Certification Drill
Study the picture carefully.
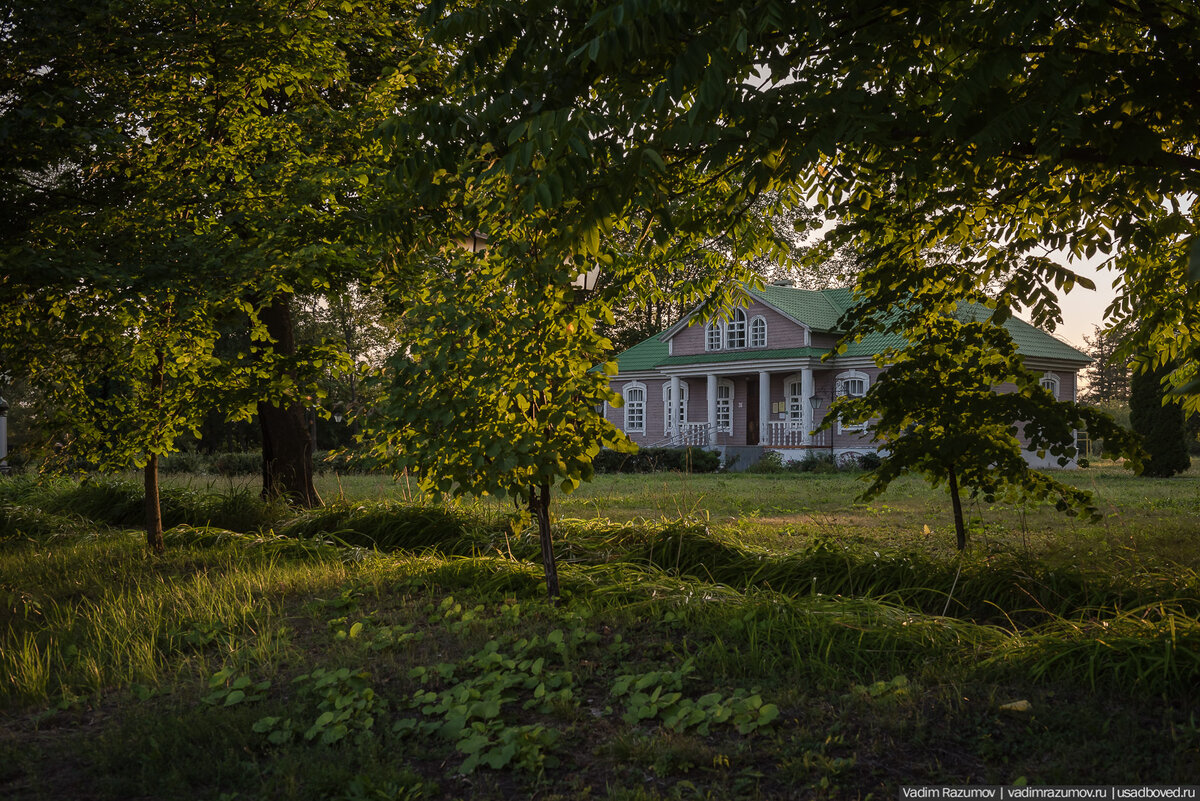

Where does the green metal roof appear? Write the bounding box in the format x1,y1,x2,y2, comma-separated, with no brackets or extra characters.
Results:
614,333,669,372
746,284,848,330
660,346,828,366
958,304,1091,363
840,330,910,358
611,286,1090,372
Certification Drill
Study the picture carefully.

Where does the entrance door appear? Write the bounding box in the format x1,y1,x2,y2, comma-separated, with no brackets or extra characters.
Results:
746,378,759,445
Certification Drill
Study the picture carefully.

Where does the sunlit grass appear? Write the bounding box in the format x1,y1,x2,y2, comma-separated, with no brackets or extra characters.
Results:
3,468,1199,797
1,529,350,704
152,462,1200,570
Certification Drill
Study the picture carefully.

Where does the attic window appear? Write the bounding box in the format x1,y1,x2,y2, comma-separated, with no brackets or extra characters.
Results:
705,322,723,351
749,316,766,348
726,309,747,348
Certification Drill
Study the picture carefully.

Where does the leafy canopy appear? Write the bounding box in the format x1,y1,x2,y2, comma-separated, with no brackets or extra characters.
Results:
370,154,632,502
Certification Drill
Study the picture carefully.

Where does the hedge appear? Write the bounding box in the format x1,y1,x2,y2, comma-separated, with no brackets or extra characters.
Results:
592,447,721,474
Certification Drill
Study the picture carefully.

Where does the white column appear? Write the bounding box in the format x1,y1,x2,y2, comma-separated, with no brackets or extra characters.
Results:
758,371,770,446
670,375,682,436
801,368,814,447
706,373,718,446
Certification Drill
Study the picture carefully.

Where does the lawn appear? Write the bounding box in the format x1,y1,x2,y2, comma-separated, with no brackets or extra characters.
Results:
1,467,1198,800
176,463,1200,565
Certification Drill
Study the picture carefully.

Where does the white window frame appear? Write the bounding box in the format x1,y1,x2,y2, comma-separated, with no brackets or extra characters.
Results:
835,370,870,434
726,309,747,349
784,373,806,429
705,322,723,351
662,381,689,434
749,315,767,348
716,379,734,433
623,381,647,433
1040,372,1060,399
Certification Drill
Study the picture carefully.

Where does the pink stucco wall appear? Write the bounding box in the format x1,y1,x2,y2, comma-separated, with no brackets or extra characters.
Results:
669,301,808,356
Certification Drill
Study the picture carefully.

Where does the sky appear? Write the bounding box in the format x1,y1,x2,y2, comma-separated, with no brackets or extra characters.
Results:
1046,252,1120,353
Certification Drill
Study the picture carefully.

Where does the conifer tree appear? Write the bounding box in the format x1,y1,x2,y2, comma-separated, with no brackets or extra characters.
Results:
1130,363,1190,478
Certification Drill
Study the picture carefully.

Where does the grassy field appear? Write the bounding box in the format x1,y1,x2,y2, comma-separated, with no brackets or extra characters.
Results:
175,464,1200,565
2,467,1198,800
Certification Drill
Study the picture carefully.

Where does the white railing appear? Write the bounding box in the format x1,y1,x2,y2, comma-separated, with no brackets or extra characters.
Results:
764,422,828,448
648,422,715,448
678,422,713,446
648,422,830,449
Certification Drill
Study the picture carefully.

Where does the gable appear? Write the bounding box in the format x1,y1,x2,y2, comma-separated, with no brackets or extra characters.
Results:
666,298,809,357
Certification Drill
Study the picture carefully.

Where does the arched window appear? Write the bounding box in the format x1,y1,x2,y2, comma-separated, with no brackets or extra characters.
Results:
749,315,767,348
705,322,723,351
726,309,747,349
716,379,734,432
1040,372,1060,399
623,382,646,433
835,370,870,433
663,381,689,434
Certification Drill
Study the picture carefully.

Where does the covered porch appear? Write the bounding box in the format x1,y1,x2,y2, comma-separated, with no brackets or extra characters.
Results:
658,365,836,451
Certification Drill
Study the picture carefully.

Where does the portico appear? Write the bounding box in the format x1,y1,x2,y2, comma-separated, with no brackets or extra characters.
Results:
660,363,830,450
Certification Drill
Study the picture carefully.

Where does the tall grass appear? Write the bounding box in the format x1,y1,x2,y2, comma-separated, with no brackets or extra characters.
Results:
0,530,348,705
6,474,289,533
278,499,508,553
4,473,1200,707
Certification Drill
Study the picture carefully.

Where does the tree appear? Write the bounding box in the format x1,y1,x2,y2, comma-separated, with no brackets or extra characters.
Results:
1130,361,1190,478
414,0,1199,324
2,0,439,507
1080,325,1132,406
293,284,402,450
830,303,1139,550
369,187,633,600
382,0,807,596
0,270,232,552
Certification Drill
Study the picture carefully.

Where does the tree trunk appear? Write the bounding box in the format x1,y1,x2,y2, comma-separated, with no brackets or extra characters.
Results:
532,481,560,602
145,348,165,554
259,296,321,507
145,453,164,554
948,465,966,551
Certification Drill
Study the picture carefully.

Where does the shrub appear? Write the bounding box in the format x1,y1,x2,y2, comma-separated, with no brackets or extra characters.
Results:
1130,362,1190,477
745,450,786,474
790,453,836,473
593,447,720,474
41,475,282,532
278,500,496,552
856,452,882,470
212,452,260,476
161,451,209,475
0,450,31,474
